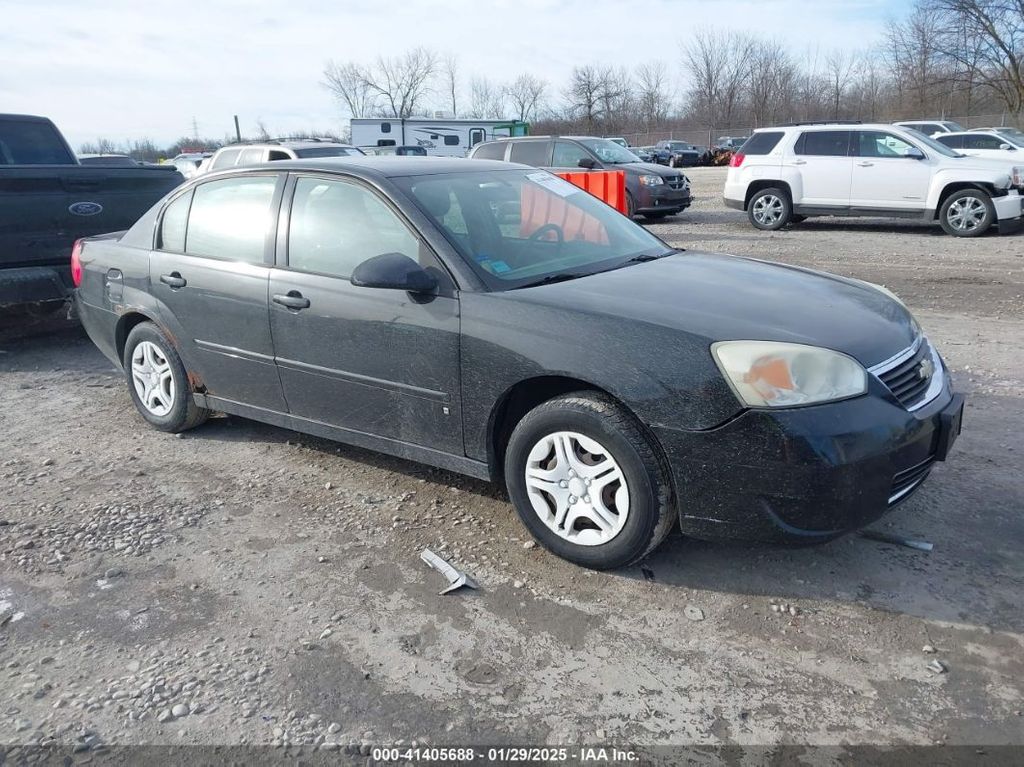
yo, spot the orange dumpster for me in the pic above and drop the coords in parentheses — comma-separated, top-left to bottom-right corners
(555, 170, 627, 214)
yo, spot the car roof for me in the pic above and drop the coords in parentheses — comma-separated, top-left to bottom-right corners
(216, 141, 357, 151)
(752, 123, 913, 133)
(201, 156, 521, 179)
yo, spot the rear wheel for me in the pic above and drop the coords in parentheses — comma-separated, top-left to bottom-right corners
(747, 187, 792, 231)
(643, 212, 670, 221)
(940, 189, 994, 237)
(504, 392, 675, 570)
(123, 322, 209, 433)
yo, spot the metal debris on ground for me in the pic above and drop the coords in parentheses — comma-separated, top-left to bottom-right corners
(859, 529, 934, 551)
(927, 659, 948, 674)
(684, 605, 705, 621)
(420, 548, 479, 595)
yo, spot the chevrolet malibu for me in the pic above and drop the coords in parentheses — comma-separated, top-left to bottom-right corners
(73, 158, 964, 570)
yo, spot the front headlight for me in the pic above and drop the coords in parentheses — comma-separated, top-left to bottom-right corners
(1012, 166, 1024, 188)
(638, 175, 664, 186)
(711, 341, 868, 408)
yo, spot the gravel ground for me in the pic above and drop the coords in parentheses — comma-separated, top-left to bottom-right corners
(1, 167, 1022, 757)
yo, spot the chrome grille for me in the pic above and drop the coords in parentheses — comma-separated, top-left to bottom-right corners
(665, 176, 687, 190)
(889, 456, 935, 505)
(870, 337, 941, 411)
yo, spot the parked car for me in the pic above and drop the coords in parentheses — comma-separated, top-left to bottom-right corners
(971, 126, 1024, 143)
(0, 114, 183, 312)
(362, 145, 429, 156)
(202, 139, 364, 174)
(893, 120, 964, 137)
(605, 137, 628, 148)
(631, 146, 656, 163)
(724, 123, 1024, 237)
(935, 130, 1022, 162)
(73, 157, 964, 569)
(653, 140, 702, 167)
(171, 152, 212, 179)
(715, 136, 749, 150)
(469, 136, 691, 220)
(78, 154, 138, 167)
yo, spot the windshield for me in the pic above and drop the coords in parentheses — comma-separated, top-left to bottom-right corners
(577, 138, 641, 164)
(903, 129, 961, 158)
(943, 121, 965, 132)
(396, 169, 671, 290)
(294, 146, 364, 158)
(994, 128, 1024, 146)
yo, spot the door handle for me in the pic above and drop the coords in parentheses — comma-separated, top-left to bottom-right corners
(272, 292, 310, 310)
(160, 272, 186, 289)
(857, 161, 874, 167)
(792, 159, 807, 165)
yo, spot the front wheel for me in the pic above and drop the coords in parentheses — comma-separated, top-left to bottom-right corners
(123, 322, 209, 433)
(626, 192, 637, 219)
(940, 189, 994, 237)
(504, 392, 675, 570)
(747, 187, 792, 231)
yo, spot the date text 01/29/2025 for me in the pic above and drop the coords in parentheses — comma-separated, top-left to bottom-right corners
(372, 746, 639, 762)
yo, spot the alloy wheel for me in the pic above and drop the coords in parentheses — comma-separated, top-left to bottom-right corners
(524, 431, 630, 546)
(946, 196, 986, 232)
(752, 194, 784, 226)
(130, 341, 175, 417)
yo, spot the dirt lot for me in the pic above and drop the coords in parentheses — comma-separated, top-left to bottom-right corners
(1, 167, 1022, 756)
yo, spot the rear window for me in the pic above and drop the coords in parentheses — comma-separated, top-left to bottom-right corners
(508, 140, 552, 167)
(293, 147, 364, 158)
(739, 132, 784, 155)
(472, 142, 506, 161)
(795, 131, 851, 157)
(0, 119, 74, 164)
(210, 149, 241, 170)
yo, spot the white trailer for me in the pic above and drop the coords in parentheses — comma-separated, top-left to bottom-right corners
(350, 118, 529, 157)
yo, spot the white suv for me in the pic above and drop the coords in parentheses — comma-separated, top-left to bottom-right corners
(724, 123, 1024, 237)
(934, 130, 1023, 163)
(201, 139, 364, 174)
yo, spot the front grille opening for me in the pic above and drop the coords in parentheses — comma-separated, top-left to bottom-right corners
(876, 339, 936, 409)
(889, 456, 935, 505)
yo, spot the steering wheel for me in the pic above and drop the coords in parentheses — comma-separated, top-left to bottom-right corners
(528, 223, 565, 245)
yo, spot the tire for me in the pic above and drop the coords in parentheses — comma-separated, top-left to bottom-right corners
(626, 192, 637, 219)
(939, 189, 995, 237)
(643, 212, 670, 221)
(747, 187, 792, 231)
(123, 322, 209, 433)
(504, 392, 675, 570)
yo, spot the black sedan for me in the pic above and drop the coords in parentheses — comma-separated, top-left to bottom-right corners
(73, 158, 964, 570)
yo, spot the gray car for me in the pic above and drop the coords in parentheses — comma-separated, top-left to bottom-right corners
(470, 136, 691, 220)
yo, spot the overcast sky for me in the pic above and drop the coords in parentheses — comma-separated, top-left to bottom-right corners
(2, 0, 900, 150)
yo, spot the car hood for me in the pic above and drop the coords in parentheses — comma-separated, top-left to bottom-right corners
(513, 252, 917, 367)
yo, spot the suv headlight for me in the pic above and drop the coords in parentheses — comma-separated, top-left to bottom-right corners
(1012, 166, 1024, 188)
(638, 175, 664, 186)
(712, 341, 868, 408)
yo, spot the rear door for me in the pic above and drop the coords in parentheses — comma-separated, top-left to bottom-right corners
(149, 173, 287, 410)
(508, 139, 553, 168)
(850, 130, 932, 210)
(786, 130, 853, 208)
(268, 173, 462, 453)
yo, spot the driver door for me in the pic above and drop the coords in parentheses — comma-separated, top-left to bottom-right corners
(268, 173, 463, 454)
(850, 130, 932, 211)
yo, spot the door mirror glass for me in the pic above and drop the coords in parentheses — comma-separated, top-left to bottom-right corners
(903, 147, 925, 160)
(577, 157, 597, 170)
(350, 252, 437, 293)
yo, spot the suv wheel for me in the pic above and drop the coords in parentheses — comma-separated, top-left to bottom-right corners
(504, 392, 675, 570)
(940, 189, 995, 237)
(748, 188, 792, 230)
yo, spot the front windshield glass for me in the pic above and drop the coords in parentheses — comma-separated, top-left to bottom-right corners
(577, 138, 641, 164)
(994, 128, 1024, 146)
(396, 169, 671, 290)
(903, 129, 961, 158)
(294, 146, 363, 158)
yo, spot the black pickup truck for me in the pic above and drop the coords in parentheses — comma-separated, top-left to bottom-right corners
(0, 114, 183, 311)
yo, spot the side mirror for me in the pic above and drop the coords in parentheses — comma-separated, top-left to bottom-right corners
(903, 147, 926, 160)
(1000, 143, 1014, 151)
(351, 252, 437, 293)
(577, 157, 597, 170)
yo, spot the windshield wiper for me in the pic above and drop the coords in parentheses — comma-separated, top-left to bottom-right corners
(514, 272, 585, 289)
(624, 249, 680, 264)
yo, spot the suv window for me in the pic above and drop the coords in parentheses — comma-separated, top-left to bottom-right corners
(739, 132, 784, 155)
(0, 118, 75, 164)
(795, 131, 851, 157)
(508, 140, 552, 166)
(210, 149, 241, 170)
(238, 148, 265, 166)
(288, 177, 420, 280)
(963, 134, 1006, 150)
(186, 176, 277, 263)
(916, 124, 944, 135)
(552, 141, 591, 168)
(268, 150, 290, 161)
(936, 135, 964, 149)
(856, 131, 918, 158)
(472, 142, 506, 161)
(159, 191, 192, 252)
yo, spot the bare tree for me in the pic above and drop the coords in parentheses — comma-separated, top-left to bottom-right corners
(747, 41, 797, 126)
(564, 65, 605, 128)
(442, 54, 459, 117)
(323, 61, 379, 118)
(824, 49, 857, 118)
(467, 77, 506, 118)
(505, 73, 547, 121)
(635, 61, 672, 127)
(681, 28, 756, 128)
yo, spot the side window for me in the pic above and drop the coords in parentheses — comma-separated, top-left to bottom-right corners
(237, 148, 264, 166)
(158, 191, 192, 252)
(920, 124, 943, 135)
(739, 131, 784, 155)
(796, 131, 851, 157)
(469, 128, 486, 146)
(857, 131, 916, 158)
(508, 140, 552, 166)
(937, 135, 963, 149)
(471, 142, 506, 161)
(210, 149, 241, 170)
(963, 134, 1004, 150)
(268, 150, 290, 161)
(552, 141, 591, 168)
(186, 176, 277, 263)
(443, 135, 460, 146)
(376, 139, 396, 147)
(288, 177, 420, 279)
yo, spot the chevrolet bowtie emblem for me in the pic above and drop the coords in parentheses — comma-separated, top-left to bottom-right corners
(919, 358, 934, 380)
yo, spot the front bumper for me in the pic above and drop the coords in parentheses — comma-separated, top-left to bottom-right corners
(653, 373, 963, 543)
(637, 184, 691, 213)
(994, 191, 1023, 234)
(0, 266, 72, 308)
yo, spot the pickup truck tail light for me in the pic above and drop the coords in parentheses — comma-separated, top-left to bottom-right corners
(71, 239, 84, 287)
(729, 152, 746, 168)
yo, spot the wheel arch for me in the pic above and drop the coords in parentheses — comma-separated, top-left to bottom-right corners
(114, 311, 204, 392)
(933, 182, 997, 220)
(744, 180, 792, 209)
